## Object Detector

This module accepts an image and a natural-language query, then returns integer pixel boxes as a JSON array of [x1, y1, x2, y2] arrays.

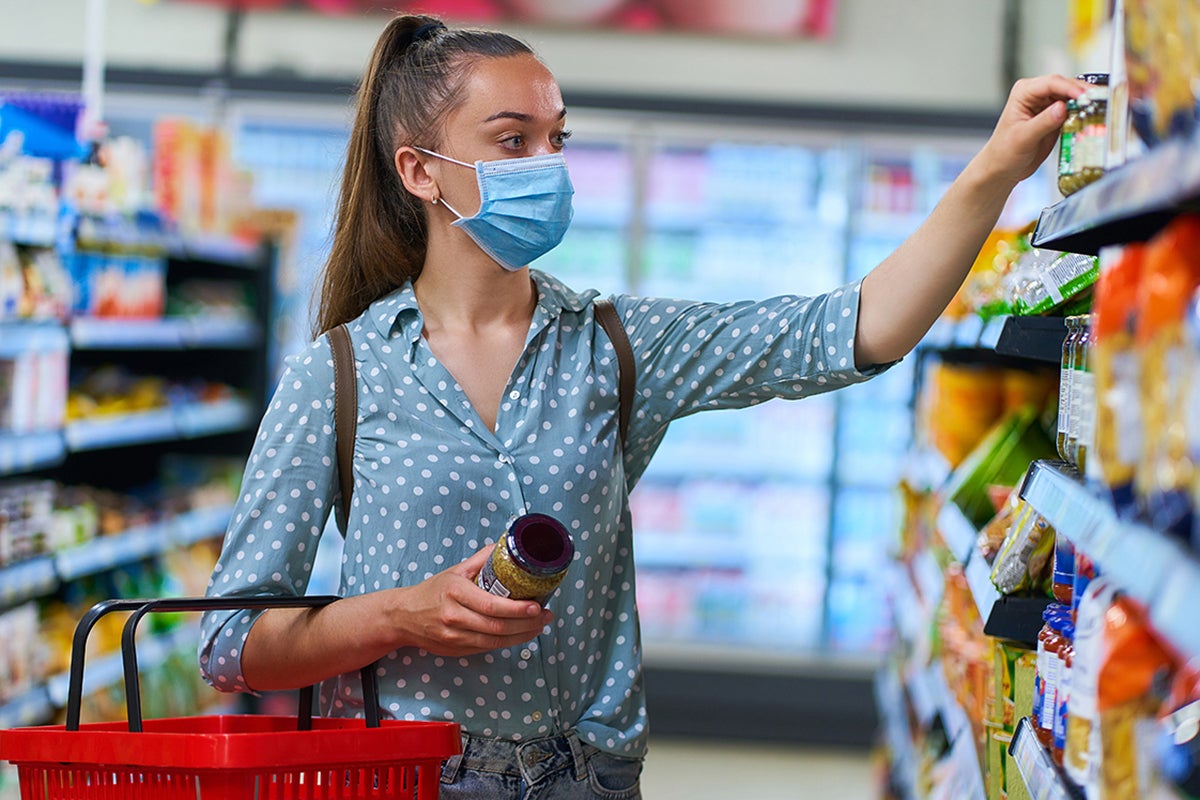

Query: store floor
[[641, 737, 876, 798]]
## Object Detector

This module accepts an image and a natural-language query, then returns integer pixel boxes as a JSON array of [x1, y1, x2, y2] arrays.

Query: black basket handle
[[66, 595, 382, 733]]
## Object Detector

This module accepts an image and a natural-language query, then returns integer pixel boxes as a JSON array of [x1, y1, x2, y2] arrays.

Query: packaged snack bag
[[1012, 252, 1100, 317], [1093, 244, 1145, 513], [1064, 577, 1118, 787], [1096, 597, 1176, 800], [990, 506, 1056, 596], [1135, 216, 1200, 539]]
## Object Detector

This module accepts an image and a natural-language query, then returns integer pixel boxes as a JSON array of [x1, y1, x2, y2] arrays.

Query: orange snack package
[[1096, 598, 1176, 800], [1135, 216, 1200, 535], [1092, 244, 1145, 505]]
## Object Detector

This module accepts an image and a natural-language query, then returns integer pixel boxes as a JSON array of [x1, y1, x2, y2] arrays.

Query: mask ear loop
[[416, 147, 469, 220], [432, 194, 465, 219]]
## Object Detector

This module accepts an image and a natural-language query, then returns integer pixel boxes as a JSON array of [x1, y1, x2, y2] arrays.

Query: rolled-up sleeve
[[198, 336, 340, 692]]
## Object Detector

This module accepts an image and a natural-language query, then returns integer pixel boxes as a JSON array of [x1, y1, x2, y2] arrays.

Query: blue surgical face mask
[[417, 148, 575, 272]]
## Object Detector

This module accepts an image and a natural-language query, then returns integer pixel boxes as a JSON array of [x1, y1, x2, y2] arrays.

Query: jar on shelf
[[1057, 74, 1110, 196]]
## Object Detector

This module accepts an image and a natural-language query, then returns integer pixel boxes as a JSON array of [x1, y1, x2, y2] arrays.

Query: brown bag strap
[[328, 323, 357, 530], [594, 299, 635, 451]]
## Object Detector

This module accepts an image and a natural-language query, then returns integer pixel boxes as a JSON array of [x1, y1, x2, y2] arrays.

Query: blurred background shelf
[[70, 317, 260, 350], [0, 556, 57, 610], [0, 687, 53, 730], [54, 521, 167, 581], [0, 431, 66, 477], [43, 622, 201, 709], [63, 399, 255, 452], [64, 408, 178, 451], [166, 235, 262, 269]]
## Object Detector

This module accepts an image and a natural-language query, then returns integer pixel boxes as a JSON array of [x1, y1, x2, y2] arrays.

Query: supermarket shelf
[[963, 546, 1001, 622], [938, 501, 979, 565], [172, 505, 232, 547], [923, 664, 986, 800], [179, 318, 260, 349], [55, 522, 167, 581], [0, 556, 57, 610], [0, 209, 57, 248], [0, 686, 54, 729], [64, 408, 177, 451], [0, 320, 69, 358], [0, 504, 231, 607], [889, 564, 927, 651], [1009, 716, 1085, 800], [70, 317, 260, 350], [44, 623, 200, 709], [167, 235, 261, 268], [0, 430, 66, 477], [1021, 459, 1200, 660], [941, 503, 1051, 647], [70, 317, 186, 349], [64, 399, 255, 452], [989, 316, 1068, 364], [1032, 131, 1200, 255], [923, 315, 1065, 364], [875, 666, 918, 800], [174, 398, 255, 438]]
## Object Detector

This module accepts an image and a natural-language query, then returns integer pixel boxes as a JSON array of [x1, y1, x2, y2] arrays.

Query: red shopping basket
[[0, 596, 462, 799]]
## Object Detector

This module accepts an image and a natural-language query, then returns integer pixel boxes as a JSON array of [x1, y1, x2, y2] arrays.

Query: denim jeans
[[439, 730, 643, 799]]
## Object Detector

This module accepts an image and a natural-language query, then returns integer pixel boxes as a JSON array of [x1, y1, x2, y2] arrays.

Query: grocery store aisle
[[641, 737, 876, 799]]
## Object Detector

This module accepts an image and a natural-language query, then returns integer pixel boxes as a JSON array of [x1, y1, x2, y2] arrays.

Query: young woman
[[200, 13, 1087, 798]]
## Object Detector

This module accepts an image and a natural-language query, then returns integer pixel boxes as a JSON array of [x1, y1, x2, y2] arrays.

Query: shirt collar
[[369, 270, 594, 346]]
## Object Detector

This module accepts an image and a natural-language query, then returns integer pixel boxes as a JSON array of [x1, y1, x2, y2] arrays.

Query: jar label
[[1058, 132, 1075, 177], [477, 557, 512, 598]]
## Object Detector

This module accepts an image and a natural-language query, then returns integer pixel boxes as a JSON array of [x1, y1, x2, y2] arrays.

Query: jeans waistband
[[441, 730, 588, 786]]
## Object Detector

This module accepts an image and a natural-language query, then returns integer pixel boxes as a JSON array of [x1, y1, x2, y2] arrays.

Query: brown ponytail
[[314, 15, 534, 337]]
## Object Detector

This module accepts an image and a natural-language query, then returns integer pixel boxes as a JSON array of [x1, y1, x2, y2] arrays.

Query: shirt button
[[498, 453, 513, 465], [520, 648, 533, 660], [531, 711, 543, 722], [509, 390, 520, 400]]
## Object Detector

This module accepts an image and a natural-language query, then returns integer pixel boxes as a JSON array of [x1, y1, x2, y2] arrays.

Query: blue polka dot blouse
[[199, 269, 885, 757]]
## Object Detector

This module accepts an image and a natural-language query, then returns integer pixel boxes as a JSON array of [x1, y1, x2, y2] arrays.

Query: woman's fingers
[[450, 543, 495, 580]]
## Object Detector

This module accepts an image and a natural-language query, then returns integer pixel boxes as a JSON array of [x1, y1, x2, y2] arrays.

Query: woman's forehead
[[457, 54, 565, 124]]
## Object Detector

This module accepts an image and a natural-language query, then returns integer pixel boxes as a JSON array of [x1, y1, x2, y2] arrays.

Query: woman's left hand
[[975, 74, 1092, 187]]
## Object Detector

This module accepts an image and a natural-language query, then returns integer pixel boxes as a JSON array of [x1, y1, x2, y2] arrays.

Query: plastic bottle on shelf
[[1074, 316, 1096, 476], [1065, 314, 1091, 469], [1065, 314, 1084, 462], [1034, 604, 1068, 749]]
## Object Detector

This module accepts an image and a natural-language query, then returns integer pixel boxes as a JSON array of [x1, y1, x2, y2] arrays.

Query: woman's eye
[[502, 135, 525, 149], [554, 130, 573, 147]]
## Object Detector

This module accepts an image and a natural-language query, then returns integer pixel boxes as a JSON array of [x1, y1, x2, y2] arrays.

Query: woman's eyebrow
[[482, 108, 568, 123]]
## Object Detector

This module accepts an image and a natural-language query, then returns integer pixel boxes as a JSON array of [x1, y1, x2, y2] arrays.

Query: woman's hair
[[314, 15, 534, 336]]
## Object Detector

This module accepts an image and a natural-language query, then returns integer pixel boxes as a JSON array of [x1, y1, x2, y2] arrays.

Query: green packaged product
[[945, 407, 1057, 529], [1013, 253, 1100, 316]]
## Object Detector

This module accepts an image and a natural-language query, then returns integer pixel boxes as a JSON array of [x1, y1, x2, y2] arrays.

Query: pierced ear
[[394, 146, 437, 203]]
